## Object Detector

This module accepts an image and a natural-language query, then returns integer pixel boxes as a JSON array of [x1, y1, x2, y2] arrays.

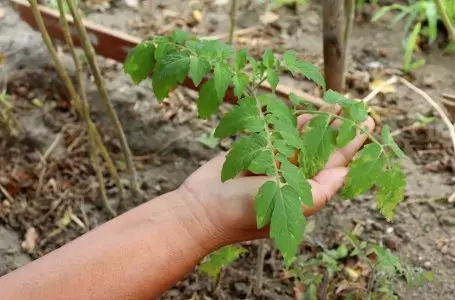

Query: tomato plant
[[123, 29, 406, 270]]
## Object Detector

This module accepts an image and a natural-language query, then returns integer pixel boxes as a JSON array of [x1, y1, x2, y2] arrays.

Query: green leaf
[[267, 70, 279, 93], [267, 116, 302, 149], [381, 125, 406, 159], [289, 93, 307, 106], [273, 139, 296, 157], [248, 150, 276, 176], [189, 56, 211, 87], [299, 115, 336, 178], [270, 185, 306, 266], [221, 133, 268, 181], [376, 164, 406, 221], [404, 22, 422, 73], [173, 29, 188, 44], [235, 48, 248, 71], [374, 245, 400, 275], [255, 180, 279, 228], [124, 41, 155, 84], [197, 78, 221, 118], [214, 63, 231, 100], [263, 48, 275, 69], [423, 2, 437, 44], [199, 245, 246, 278], [283, 50, 296, 67], [152, 52, 190, 100], [337, 121, 357, 148], [232, 73, 249, 98], [345, 101, 368, 122], [279, 158, 313, 207], [294, 61, 326, 89], [341, 143, 386, 199], [154, 36, 174, 61], [323, 89, 354, 106], [215, 97, 264, 138]]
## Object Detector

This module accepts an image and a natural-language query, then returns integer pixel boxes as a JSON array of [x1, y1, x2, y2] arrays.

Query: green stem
[[434, 0, 455, 43]]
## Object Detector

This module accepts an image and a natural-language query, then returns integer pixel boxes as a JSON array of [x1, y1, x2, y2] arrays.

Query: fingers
[[324, 116, 375, 168], [303, 167, 348, 216]]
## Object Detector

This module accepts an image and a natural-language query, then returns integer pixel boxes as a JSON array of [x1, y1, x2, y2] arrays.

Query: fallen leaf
[[22, 227, 38, 254], [192, 10, 202, 23], [260, 11, 279, 25], [32, 98, 43, 107], [369, 79, 396, 94], [0, 52, 5, 64], [345, 267, 360, 281]]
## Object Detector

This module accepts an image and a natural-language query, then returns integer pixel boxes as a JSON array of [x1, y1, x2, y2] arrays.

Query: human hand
[[178, 108, 375, 247]]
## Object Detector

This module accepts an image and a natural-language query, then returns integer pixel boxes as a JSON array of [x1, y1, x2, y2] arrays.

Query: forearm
[[0, 188, 225, 300]]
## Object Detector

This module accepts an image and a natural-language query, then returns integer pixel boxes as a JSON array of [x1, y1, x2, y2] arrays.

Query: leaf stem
[[434, 0, 455, 43], [254, 239, 266, 295]]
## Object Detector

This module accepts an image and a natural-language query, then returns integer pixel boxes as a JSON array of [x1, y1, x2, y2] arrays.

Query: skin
[[0, 111, 374, 300]]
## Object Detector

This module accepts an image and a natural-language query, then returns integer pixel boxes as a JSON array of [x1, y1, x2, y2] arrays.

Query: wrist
[[173, 185, 231, 254]]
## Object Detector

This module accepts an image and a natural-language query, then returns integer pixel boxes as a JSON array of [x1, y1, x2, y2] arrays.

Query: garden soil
[[1, 0, 454, 299]]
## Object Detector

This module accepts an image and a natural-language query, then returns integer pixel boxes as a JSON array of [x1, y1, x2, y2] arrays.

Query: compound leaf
[[341, 143, 385, 199], [294, 61, 326, 90], [173, 29, 188, 44], [270, 185, 306, 266], [189, 56, 211, 87], [215, 97, 264, 138], [232, 72, 249, 98], [214, 63, 231, 100], [248, 150, 276, 176], [255, 180, 279, 228], [221, 133, 267, 181], [337, 121, 357, 148], [263, 48, 275, 68], [199, 245, 247, 278], [267, 69, 279, 94], [300, 115, 336, 178], [152, 52, 190, 100], [197, 78, 221, 118], [124, 41, 155, 84], [376, 164, 406, 221], [235, 48, 248, 71], [279, 158, 313, 207]]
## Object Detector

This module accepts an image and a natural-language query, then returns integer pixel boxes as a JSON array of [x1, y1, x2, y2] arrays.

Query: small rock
[[423, 74, 436, 87], [386, 227, 394, 234], [378, 48, 388, 57], [366, 61, 383, 70], [2, 200, 11, 208], [21, 227, 38, 254], [423, 261, 432, 270], [384, 238, 398, 250]]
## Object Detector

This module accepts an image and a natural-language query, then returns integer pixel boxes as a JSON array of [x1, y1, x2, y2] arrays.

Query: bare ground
[[1, 0, 455, 299]]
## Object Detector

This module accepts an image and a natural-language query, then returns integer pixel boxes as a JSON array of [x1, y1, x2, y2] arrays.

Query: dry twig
[[65, 0, 142, 198]]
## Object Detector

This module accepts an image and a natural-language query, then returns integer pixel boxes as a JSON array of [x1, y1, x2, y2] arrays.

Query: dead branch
[[342, 0, 355, 90], [323, 0, 345, 92], [398, 77, 455, 155], [228, 0, 239, 45], [65, 0, 142, 198]]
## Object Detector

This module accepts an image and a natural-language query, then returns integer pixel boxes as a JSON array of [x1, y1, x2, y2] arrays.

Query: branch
[[342, 0, 355, 90], [254, 239, 266, 295], [228, 0, 239, 45], [65, 0, 142, 198], [323, 0, 345, 92], [57, 0, 121, 214], [434, 0, 455, 43]]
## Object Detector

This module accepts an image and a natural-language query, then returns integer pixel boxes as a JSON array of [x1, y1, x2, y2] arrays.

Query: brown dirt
[[1, 0, 455, 299]]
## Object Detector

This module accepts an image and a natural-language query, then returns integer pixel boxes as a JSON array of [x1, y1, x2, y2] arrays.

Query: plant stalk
[[434, 0, 455, 43], [254, 239, 266, 294], [342, 0, 355, 90], [56, 0, 120, 214], [65, 0, 142, 198], [322, 0, 345, 92], [228, 0, 239, 45]]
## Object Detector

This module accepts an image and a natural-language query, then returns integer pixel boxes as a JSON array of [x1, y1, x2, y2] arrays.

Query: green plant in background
[[124, 28, 407, 289], [292, 232, 433, 300], [372, 0, 455, 72], [267, 0, 311, 10]]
